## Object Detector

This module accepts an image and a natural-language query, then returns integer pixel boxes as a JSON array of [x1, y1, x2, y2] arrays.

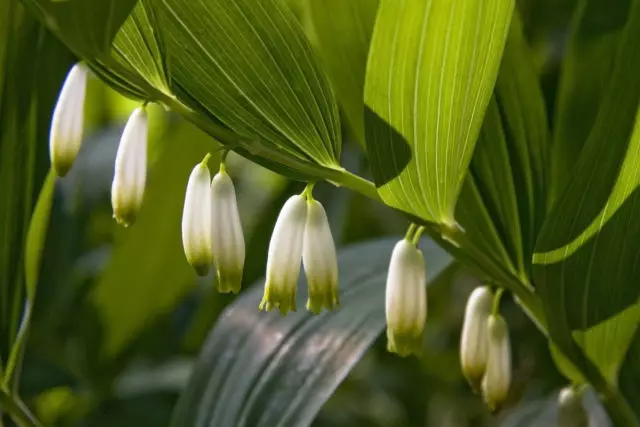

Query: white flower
[[260, 194, 308, 315], [182, 156, 212, 276], [557, 386, 588, 427], [49, 63, 88, 177], [111, 107, 148, 227], [460, 286, 493, 390], [482, 314, 511, 411], [302, 199, 339, 314], [210, 167, 245, 294], [385, 239, 427, 357]]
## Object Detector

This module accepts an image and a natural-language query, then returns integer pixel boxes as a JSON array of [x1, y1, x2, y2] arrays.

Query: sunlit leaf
[[307, 0, 379, 146], [171, 238, 453, 427], [533, 0, 640, 384], [364, 0, 514, 225]]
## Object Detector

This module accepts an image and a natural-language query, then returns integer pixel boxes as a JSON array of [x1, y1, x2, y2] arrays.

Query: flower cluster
[[182, 156, 245, 294], [260, 187, 339, 315], [460, 286, 512, 411], [50, 62, 151, 227]]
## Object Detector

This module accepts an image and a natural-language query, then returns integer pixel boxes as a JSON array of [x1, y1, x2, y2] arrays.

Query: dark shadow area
[[363, 106, 412, 188], [534, 186, 640, 330]]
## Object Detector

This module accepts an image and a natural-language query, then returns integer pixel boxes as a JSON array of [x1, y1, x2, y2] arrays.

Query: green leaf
[[0, 2, 75, 383], [533, 0, 640, 385], [152, 0, 341, 168], [307, 0, 379, 146], [20, 0, 139, 57], [111, 0, 171, 96], [456, 13, 550, 282], [91, 122, 218, 358], [364, 0, 514, 225], [550, 0, 631, 200], [171, 238, 453, 427]]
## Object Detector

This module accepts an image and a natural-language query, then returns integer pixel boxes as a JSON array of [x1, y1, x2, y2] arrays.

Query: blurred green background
[[0, 0, 621, 425]]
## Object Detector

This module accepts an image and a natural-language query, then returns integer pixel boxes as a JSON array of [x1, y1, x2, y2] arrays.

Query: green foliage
[[364, 0, 514, 225]]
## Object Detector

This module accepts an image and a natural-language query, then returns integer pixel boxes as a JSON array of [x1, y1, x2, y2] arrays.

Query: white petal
[[385, 239, 427, 357], [302, 200, 339, 313], [50, 63, 88, 177], [460, 286, 493, 388], [211, 170, 245, 294], [182, 160, 212, 276], [260, 194, 307, 315], [482, 314, 511, 410], [111, 107, 148, 227], [557, 386, 588, 427]]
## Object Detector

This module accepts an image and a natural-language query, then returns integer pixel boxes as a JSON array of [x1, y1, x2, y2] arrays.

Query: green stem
[[492, 288, 504, 315], [0, 390, 38, 427]]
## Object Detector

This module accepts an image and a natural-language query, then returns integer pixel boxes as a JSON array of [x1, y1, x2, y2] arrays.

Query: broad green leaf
[[307, 0, 379, 146], [550, 0, 631, 200], [620, 331, 640, 415], [533, 0, 640, 384], [0, 2, 74, 383], [171, 238, 452, 427], [364, 0, 514, 225], [91, 122, 218, 358], [152, 0, 341, 168], [20, 0, 139, 57], [455, 13, 550, 283], [111, 0, 171, 95]]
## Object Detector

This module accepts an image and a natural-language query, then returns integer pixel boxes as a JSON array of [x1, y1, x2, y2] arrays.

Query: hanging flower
[[302, 199, 339, 314], [385, 239, 427, 357], [482, 314, 511, 411], [111, 106, 148, 227], [259, 194, 308, 315], [210, 164, 245, 294], [182, 154, 212, 276], [49, 63, 88, 177], [460, 286, 493, 391], [557, 386, 588, 427]]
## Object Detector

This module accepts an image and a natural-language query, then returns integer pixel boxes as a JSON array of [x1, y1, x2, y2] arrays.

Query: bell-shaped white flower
[[460, 286, 493, 391], [302, 199, 339, 314], [49, 63, 88, 177], [211, 166, 245, 294], [482, 314, 511, 411], [182, 155, 212, 276], [260, 194, 308, 315], [111, 107, 148, 227], [385, 239, 427, 357], [557, 386, 588, 427]]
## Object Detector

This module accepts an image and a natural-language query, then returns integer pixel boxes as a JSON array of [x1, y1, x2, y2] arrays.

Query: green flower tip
[[306, 288, 340, 315], [216, 270, 243, 294], [259, 284, 296, 316], [193, 263, 210, 277], [113, 209, 137, 228], [386, 329, 423, 358]]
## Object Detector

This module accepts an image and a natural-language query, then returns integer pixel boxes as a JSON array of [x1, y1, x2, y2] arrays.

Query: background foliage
[[0, 0, 638, 425]]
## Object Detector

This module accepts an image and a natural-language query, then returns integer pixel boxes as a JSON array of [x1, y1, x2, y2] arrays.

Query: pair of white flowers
[[50, 62, 149, 227], [460, 286, 511, 411], [261, 191, 339, 315], [182, 157, 245, 294]]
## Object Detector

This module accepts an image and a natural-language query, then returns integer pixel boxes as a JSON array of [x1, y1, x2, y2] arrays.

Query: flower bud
[[111, 107, 148, 227], [302, 199, 339, 314], [181, 156, 212, 276], [460, 286, 493, 391], [557, 386, 588, 427], [260, 195, 307, 315], [482, 314, 511, 411], [385, 239, 427, 357], [211, 168, 245, 294], [49, 63, 88, 177]]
